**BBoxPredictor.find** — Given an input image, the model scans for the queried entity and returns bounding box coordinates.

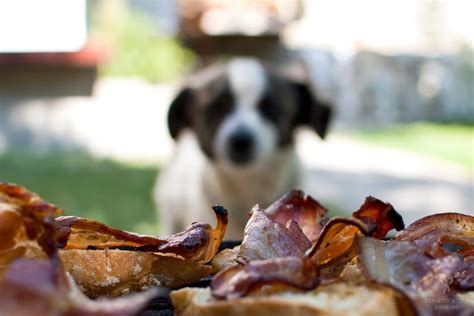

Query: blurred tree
[88,0,195,82]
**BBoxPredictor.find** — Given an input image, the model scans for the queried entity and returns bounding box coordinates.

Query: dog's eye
[205,91,234,126]
[258,96,280,123]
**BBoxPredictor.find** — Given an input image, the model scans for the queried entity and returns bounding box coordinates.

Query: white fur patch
[227,58,266,108]
[214,58,277,168]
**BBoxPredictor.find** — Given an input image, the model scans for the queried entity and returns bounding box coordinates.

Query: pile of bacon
[1,182,472,315]
[210,191,474,315]
[0,182,228,315]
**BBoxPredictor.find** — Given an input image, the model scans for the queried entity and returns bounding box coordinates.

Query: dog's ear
[293,82,332,139]
[168,87,194,139]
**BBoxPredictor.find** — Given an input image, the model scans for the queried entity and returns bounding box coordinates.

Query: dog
[155,57,332,239]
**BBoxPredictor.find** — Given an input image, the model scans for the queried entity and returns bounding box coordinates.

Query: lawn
[0,149,159,234]
[0,149,348,234]
[339,122,474,172]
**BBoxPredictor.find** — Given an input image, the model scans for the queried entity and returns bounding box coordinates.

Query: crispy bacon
[56,205,228,263]
[0,183,62,276]
[0,258,158,316]
[0,183,159,315]
[356,236,474,315]
[394,212,474,259]
[215,217,369,299]
[352,196,404,239]
[154,205,228,262]
[237,207,311,262]
[455,263,474,290]
[210,255,420,315]
[212,195,406,299]
[211,257,319,299]
[55,216,167,249]
[264,190,328,242]
[357,236,473,292]
[239,195,403,266]
[421,254,474,292]
[307,196,404,266]
[237,191,329,263]
[208,193,472,316]
[306,217,371,266]
[357,237,431,288]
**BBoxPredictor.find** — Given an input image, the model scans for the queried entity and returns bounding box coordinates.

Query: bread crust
[171,284,401,316]
[211,246,239,272]
[60,249,212,298]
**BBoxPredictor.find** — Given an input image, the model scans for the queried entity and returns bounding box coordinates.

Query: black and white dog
[155,58,331,239]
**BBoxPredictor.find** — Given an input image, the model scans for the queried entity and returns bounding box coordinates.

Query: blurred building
[168,0,474,125]
[0,0,472,153]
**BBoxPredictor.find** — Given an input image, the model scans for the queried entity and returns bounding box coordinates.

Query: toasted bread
[60,249,212,298]
[171,283,401,316]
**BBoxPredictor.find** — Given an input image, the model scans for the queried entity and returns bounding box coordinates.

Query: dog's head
[168,58,332,168]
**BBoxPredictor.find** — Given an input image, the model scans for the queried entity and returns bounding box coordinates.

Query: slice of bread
[171,283,401,316]
[60,249,212,298]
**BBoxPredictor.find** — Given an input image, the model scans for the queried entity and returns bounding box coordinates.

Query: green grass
[95,9,195,83]
[339,122,474,172]
[0,150,159,234]
[0,149,347,235]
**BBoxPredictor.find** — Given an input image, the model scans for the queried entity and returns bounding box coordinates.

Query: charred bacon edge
[56,205,228,263]
[305,217,373,259]
[211,257,319,299]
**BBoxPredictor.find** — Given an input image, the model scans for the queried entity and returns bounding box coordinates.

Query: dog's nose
[227,129,254,165]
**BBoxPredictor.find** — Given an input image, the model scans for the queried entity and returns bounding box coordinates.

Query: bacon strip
[237,207,311,262]
[55,216,167,249]
[264,190,328,242]
[352,196,404,239]
[154,205,228,262]
[306,217,371,266]
[0,183,62,277]
[237,191,329,262]
[394,212,474,259]
[0,183,159,315]
[307,196,404,266]
[356,236,474,315]
[208,192,471,316]
[211,257,319,299]
[56,205,228,263]
[212,195,405,299]
[357,237,431,287]
[0,258,158,316]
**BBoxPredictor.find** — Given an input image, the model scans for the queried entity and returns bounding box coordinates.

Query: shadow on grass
[0,149,159,234]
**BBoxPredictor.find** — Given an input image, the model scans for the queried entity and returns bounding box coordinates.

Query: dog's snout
[227,129,255,165]
[230,131,253,152]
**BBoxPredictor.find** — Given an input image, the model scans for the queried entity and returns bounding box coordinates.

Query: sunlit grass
[339,122,473,172]
[94,9,195,82]
[0,149,348,235]
[0,149,159,234]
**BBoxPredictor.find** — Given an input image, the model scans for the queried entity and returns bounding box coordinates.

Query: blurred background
[0,0,472,233]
